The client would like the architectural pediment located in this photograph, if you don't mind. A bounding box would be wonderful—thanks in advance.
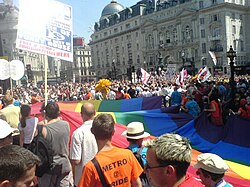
[175,8,197,17]
[141,19,157,28]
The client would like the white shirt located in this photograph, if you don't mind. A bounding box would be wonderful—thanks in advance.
[107,90,116,100]
[69,120,98,185]
[18,117,38,144]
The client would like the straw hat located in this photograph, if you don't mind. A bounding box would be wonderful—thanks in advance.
[122,122,150,139]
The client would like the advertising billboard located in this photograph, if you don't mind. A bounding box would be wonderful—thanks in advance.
[16,0,73,62]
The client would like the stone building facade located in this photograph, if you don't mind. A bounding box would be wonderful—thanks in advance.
[91,0,250,79]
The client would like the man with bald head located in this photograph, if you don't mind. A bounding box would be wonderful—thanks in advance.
[70,102,98,186]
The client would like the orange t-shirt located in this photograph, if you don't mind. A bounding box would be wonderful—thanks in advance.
[84,92,93,100]
[78,147,143,187]
[124,93,131,99]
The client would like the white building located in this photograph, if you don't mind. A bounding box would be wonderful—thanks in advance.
[0,2,48,86]
[91,0,250,79]
[60,37,95,82]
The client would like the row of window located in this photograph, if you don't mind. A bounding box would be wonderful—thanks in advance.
[94,20,139,40]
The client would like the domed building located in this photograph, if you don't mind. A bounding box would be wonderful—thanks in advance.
[100,0,125,20]
[90,0,250,81]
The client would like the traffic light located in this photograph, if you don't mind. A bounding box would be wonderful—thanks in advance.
[26,64,33,80]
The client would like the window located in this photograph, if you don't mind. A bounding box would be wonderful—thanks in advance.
[202,43,206,53]
[2,39,5,44]
[233,40,236,50]
[172,29,177,42]
[212,0,217,4]
[159,32,164,45]
[239,14,243,20]
[199,1,204,9]
[213,15,218,21]
[135,20,137,26]
[185,26,191,40]
[232,25,236,34]
[201,29,205,38]
[212,27,221,37]
[240,40,244,51]
[240,26,243,35]
[127,43,131,49]
[136,32,138,37]
[200,18,205,24]
[166,31,170,43]
[126,23,130,29]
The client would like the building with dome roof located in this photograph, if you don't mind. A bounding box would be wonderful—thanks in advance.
[90,0,250,80]
[100,0,125,20]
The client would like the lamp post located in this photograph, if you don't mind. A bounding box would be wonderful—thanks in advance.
[157,51,163,75]
[226,45,236,98]
[54,65,58,83]
[112,59,116,79]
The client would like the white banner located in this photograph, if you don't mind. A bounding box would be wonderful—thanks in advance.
[16,0,73,62]
[198,66,211,82]
[141,68,150,84]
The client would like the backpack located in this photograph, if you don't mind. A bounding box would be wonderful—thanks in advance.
[28,125,53,177]
[130,147,150,186]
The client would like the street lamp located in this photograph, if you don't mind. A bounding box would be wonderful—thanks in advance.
[227,45,236,98]
[54,65,58,83]
[112,59,116,79]
[157,51,163,75]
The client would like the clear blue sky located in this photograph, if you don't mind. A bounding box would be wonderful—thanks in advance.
[4,0,137,43]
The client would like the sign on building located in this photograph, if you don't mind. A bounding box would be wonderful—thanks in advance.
[16,0,73,62]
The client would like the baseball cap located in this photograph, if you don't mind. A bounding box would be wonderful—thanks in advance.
[0,119,18,139]
[194,153,229,174]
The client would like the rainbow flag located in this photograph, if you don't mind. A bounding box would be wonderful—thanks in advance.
[30,98,250,186]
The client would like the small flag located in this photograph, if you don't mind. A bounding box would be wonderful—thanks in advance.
[209,51,217,66]
[198,66,211,82]
[176,68,185,86]
[141,68,150,84]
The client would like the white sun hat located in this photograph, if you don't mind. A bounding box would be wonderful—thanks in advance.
[122,122,150,139]
[0,119,19,139]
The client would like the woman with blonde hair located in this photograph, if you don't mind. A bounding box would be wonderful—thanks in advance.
[18,104,38,148]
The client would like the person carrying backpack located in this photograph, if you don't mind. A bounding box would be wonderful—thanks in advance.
[122,121,151,187]
[33,102,73,187]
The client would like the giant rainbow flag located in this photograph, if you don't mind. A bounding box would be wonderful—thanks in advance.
[31,96,250,187]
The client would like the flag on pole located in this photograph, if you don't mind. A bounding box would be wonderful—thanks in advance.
[175,68,185,86]
[192,68,203,81]
[209,51,217,66]
[197,66,211,82]
[141,68,150,84]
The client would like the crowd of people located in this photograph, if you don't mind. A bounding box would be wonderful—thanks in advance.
[1,74,249,122]
[0,74,249,187]
[0,101,233,187]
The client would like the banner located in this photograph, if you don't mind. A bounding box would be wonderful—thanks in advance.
[16,0,73,62]
[175,68,185,86]
[197,66,211,82]
[209,51,217,66]
[141,68,150,84]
